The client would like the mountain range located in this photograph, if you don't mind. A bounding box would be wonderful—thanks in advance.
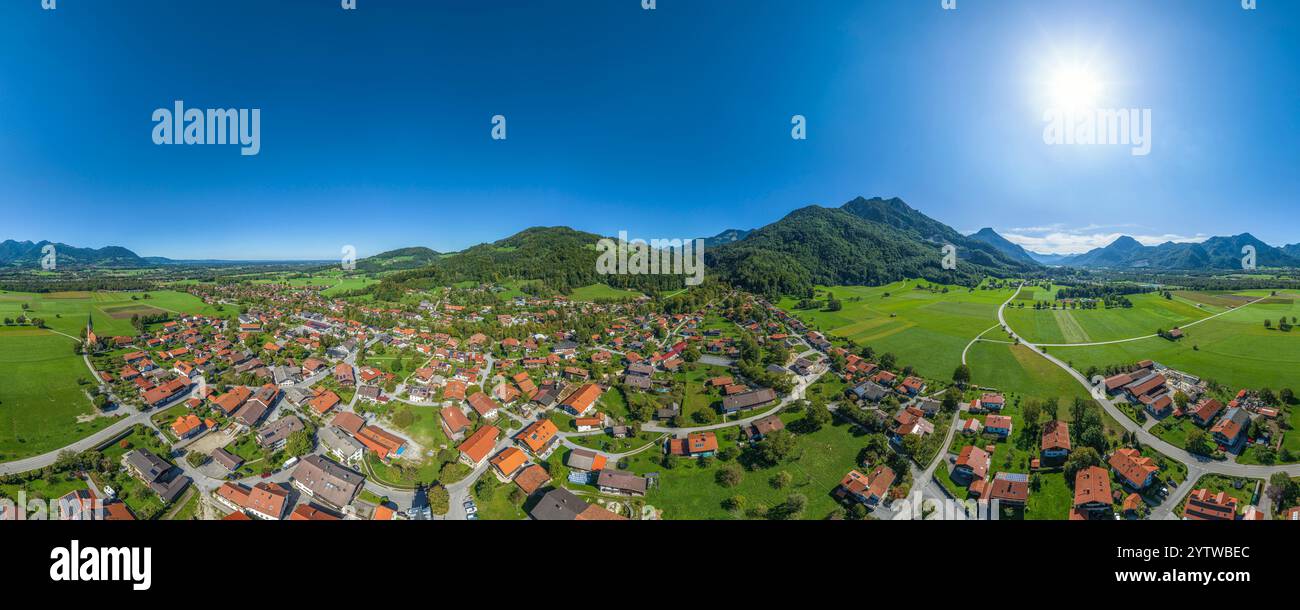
[7,199,1300,292]
[967,230,1300,270]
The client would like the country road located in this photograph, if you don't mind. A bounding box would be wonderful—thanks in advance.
[995,284,1300,494]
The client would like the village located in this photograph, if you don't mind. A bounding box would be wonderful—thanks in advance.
[6,273,1298,523]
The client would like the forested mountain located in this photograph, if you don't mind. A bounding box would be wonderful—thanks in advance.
[968,227,1040,265]
[1059,233,1300,270]
[707,197,1040,298]
[355,246,442,272]
[0,240,145,268]
[1284,243,1300,258]
[372,226,691,300]
[702,229,752,248]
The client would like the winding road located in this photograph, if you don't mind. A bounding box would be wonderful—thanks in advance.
[991,283,1300,518]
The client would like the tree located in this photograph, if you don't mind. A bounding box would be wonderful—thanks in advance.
[799,401,832,432]
[284,429,314,457]
[778,493,808,520]
[1267,472,1297,508]
[751,429,797,467]
[722,495,746,513]
[952,364,971,386]
[1022,399,1042,432]
[716,464,742,488]
[1185,428,1214,456]
[770,470,792,489]
[1062,446,1102,486]
[427,484,450,515]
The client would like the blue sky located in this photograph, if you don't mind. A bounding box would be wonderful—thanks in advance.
[1,0,1295,259]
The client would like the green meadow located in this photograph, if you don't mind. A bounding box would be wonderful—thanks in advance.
[1048,293,1300,390]
[965,341,1089,402]
[568,283,644,302]
[776,280,1015,381]
[1003,292,1218,345]
[0,289,223,338]
[0,327,114,462]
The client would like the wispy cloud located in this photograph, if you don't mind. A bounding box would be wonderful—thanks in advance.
[998,226,1209,255]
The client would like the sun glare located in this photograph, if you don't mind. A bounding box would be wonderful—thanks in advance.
[1045,62,1104,112]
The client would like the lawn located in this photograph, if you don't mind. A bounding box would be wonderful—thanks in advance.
[0,327,116,462]
[387,404,451,452]
[0,472,89,505]
[613,418,871,520]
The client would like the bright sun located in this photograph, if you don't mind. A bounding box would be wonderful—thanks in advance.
[1045,63,1104,111]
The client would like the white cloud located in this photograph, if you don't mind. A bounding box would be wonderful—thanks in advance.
[999,227,1209,255]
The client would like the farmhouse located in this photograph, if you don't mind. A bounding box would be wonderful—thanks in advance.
[560,383,602,417]
[439,406,472,441]
[1070,466,1113,520]
[667,431,718,458]
[1108,448,1159,490]
[721,388,777,414]
[529,488,626,521]
[1183,489,1239,521]
[458,425,500,467]
[987,472,1030,506]
[566,448,608,473]
[596,470,649,496]
[837,466,895,507]
[515,419,560,458]
[290,455,364,509]
[1040,421,1071,460]
[1210,408,1251,447]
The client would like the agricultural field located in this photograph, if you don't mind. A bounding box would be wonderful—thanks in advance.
[965,341,1090,403]
[0,289,224,338]
[1047,292,1300,390]
[1003,292,1218,345]
[568,283,644,302]
[776,280,1015,382]
[0,327,116,462]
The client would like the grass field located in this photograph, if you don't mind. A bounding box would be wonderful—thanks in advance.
[776,280,1015,382]
[616,415,869,520]
[1048,293,1300,390]
[0,327,116,462]
[1003,292,1217,345]
[0,289,224,338]
[568,283,644,302]
[965,341,1090,403]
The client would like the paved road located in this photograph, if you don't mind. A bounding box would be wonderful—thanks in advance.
[995,284,1300,505]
